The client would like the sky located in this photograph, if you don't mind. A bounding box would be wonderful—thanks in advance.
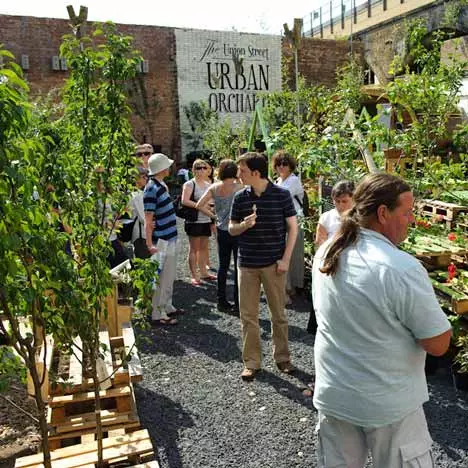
[1,0,319,35]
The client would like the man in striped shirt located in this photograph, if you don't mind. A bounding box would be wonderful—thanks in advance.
[144,153,181,326]
[229,153,298,381]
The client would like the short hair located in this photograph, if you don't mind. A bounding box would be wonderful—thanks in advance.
[236,152,268,179]
[136,143,153,153]
[332,180,355,199]
[218,159,238,180]
[271,150,297,172]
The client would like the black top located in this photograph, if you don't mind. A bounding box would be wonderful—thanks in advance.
[230,181,296,268]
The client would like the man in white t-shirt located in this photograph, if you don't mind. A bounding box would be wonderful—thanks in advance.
[312,173,451,467]
[315,180,354,246]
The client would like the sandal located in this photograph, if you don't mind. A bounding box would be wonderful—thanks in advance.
[191,278,201,286]
[151,317,178,327]
[167,309,185,317]
[201,274,217,281]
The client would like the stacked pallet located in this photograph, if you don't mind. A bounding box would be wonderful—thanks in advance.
[15,429,156,467]
[15,320,155,467]
[47,322,143,450]
[402,232,468,267]
[415,199,468,230]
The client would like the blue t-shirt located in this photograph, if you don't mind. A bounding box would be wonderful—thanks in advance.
[312,229,451,427]
[230,182,296,268]
[143,178,177,243]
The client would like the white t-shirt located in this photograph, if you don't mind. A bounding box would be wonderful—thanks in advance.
[318,208,342,239]
[129,190,146,241]
[312,229,451,427]
[276,174,304,217]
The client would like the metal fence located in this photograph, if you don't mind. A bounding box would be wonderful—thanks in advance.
[302,0,396,38]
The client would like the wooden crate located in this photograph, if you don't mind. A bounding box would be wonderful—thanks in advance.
[15,428,154,468]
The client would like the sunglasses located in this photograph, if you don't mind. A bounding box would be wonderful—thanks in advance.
[194,166,208,170]
[276,161,289,167]
[136,151,152,157]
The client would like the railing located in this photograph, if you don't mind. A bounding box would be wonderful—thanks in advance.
[302,0,407,38]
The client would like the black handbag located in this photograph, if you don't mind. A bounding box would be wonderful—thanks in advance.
[133,220,151,259]
[117,214,137,243]
[175,180,198,222]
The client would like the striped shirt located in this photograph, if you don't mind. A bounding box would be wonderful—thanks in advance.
[143,178,177,242]
[230,182,296,268]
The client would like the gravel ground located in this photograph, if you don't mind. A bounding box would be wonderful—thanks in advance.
[134,223,468,468]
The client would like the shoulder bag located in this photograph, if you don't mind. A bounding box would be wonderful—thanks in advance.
[175,180,198,222]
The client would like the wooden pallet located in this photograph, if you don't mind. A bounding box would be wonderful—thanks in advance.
[47,381,140,449]
[50,323,142,396]
[415,199,468,229]
[403,234,468,267]
[429,272,468,315]
[15,428,154,468]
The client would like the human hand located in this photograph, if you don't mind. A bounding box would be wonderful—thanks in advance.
[243,212,257,229]
[148,244,158,255]
[276,259,289,274]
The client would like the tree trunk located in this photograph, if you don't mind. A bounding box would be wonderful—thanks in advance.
[90,347,104,468]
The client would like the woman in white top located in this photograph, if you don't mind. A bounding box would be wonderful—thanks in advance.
[129,166,150,259]
[315,180,354,247]
[182,159,216,286]
[272,150,305,293]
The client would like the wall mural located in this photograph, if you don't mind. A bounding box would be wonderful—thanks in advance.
[175,29,282,157]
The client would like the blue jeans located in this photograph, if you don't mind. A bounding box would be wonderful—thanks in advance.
[217,228,238,306]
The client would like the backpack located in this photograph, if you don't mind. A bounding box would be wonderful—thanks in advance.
[295,192,310,217]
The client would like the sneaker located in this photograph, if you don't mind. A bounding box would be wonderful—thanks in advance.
[241,368,258,381]
[277,361,296,374]
[217,300,233,313]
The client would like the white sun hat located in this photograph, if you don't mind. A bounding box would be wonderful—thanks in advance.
[147,153,174,176]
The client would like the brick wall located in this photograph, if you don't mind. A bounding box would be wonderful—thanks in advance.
[0,14,359,160]
[283,37,364,89]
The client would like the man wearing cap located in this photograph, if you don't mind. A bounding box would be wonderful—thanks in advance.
[136,144,153,170]
[144,153,181,325]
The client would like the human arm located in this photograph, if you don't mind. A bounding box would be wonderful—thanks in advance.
[277,215,298,273]
[393,264,452,356]
[195,184,216,218]
[315,223,328,247]
[228,213,256,236]
[418,329,452,356]
[228,193,256,236]
[144,212,157,254]
[181,181,197,208]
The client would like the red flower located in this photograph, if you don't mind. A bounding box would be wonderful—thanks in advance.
[447,233,457,241]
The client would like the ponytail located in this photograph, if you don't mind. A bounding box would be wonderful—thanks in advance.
[318,172,411,277]
[320,207,359,276]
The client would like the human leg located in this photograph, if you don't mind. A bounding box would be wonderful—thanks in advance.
[198,236,212,279]
[315,412,368,468]
[188,236,201,282]
[232,239,239,310]
[158,240,177,313]
[260,264,290,365]
[366,407,434,468]
[287,226,305,292]
[238,267,262,370]
[216,229,231,307]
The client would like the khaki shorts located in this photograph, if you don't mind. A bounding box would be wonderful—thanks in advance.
[316,407,434,468]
